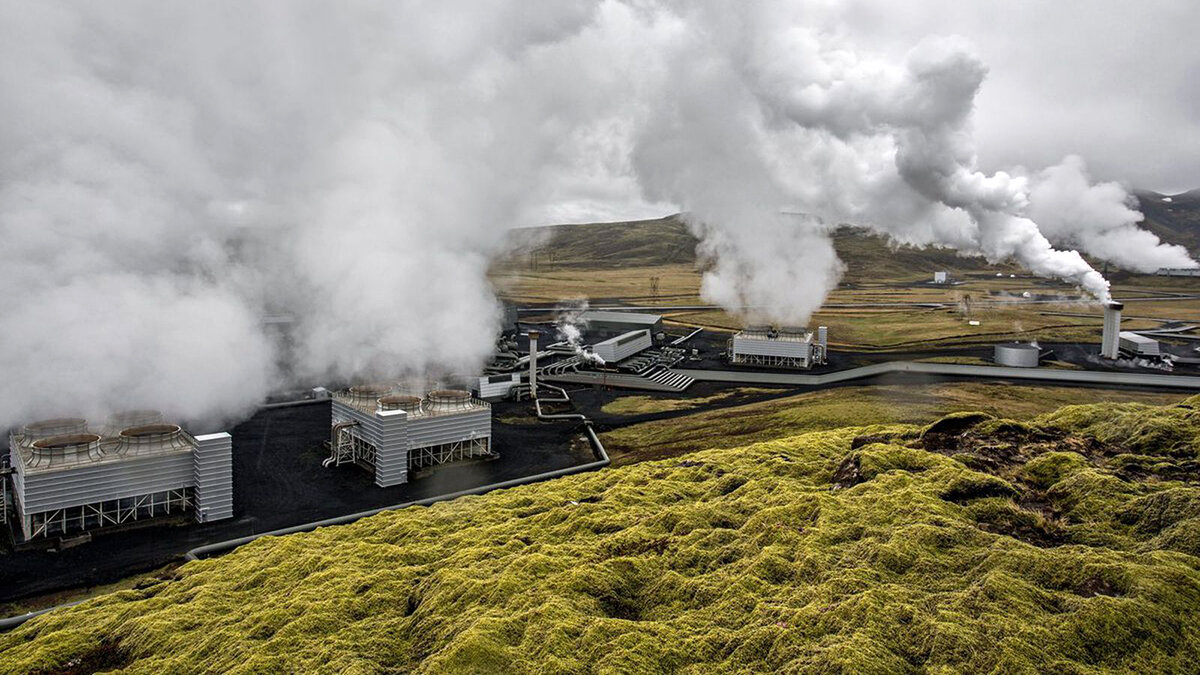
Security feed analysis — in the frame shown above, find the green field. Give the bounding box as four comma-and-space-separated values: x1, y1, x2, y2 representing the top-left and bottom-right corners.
492, 215, 1200, 350
5, 396, 1200, 672
601, 382, 1188, 466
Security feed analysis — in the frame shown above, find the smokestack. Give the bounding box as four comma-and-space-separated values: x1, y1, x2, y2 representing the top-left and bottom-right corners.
527, 330, 540, 398
817, 326, 827, 349
1101, 301, 1123, 359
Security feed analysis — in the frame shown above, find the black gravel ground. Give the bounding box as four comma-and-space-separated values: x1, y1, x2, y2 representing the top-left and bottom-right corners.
0, 400, 590, 605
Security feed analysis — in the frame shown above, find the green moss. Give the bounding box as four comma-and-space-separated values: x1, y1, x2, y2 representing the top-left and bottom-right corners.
1021, 451, 1090, 490
3, 399, 1200, 672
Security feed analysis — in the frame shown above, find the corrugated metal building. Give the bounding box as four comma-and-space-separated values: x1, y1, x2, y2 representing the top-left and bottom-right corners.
730, 327, 827, 369
328, 387, 493, 487
7, 414, 233, 541
579, 310, 663, 337
472, 373, 522, 399
593, 329, 652, 363
1119, 331, 1161, 357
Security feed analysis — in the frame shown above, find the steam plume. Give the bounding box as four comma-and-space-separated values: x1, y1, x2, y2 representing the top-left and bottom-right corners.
1, 0, 1190, 429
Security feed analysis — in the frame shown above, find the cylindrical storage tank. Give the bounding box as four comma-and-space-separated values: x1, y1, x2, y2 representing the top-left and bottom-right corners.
425, 389, 473, 412
23, 418, 89, 440
379, 394, 422, 413
994, 343, 1041, 368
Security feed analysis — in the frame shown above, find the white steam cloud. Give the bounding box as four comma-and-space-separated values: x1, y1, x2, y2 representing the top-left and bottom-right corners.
1, 0, 1190, 427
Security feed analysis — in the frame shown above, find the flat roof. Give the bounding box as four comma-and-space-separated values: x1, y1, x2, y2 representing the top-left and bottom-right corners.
593, 329, 650, 347
579, 310, 662, 325
996, 342, 1040, 351
1119, 331, 1158, 345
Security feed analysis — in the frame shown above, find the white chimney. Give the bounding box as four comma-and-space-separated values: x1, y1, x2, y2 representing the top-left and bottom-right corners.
1101, 301, 1123, 359
528, 330, 540, 398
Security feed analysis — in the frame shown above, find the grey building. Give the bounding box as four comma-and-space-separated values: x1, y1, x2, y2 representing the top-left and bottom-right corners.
592, 329, 653, 363
730, 326, 828, 369
7, 413, 233, 541
327, 386, 493, 487
578, 310, 663, 337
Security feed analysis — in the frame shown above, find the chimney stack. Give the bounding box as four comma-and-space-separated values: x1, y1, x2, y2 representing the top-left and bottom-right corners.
1101, 301, 1123, 359
527, 330, 540, 398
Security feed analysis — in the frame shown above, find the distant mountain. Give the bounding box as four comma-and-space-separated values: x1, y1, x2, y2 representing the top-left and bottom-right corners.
498, 216, 1021, 281
497, 190, 1200, 277
1134, 189, 1200, 259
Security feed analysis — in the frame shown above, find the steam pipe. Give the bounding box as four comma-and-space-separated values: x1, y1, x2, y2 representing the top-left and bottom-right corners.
323, 420, 358, 468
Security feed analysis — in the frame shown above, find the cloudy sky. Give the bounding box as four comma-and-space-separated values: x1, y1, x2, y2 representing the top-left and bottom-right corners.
1, 0, 1195, 426
541, 0, 1199, 226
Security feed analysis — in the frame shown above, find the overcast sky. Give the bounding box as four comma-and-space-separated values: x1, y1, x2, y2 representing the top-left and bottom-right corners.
545, 0, 1200, 224
846, 0, 1200, 194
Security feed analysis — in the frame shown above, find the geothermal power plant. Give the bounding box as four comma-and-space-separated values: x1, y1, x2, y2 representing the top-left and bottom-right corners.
0, 295, 1195, 562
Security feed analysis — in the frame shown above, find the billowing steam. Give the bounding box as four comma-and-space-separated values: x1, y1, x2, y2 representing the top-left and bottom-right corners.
555, 301, 606, 366
1, 0, 1190, 428
633, 8, 1193, 323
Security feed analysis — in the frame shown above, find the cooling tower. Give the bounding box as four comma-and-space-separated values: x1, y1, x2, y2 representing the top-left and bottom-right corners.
1101, 301, 1123, 359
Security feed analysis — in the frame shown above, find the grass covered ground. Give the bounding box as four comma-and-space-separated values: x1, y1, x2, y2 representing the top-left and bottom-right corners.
600, 382, 1186, 466
491, 216, 1200, 350
3, 396, 1200, 672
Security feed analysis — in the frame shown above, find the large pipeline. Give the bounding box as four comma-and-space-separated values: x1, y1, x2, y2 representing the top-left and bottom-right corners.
1, 384, 607, 632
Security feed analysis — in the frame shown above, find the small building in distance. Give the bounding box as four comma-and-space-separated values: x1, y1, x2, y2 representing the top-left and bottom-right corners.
933, 271, 948, 284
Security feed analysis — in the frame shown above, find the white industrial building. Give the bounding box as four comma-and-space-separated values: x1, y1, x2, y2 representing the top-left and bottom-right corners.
472, 373, 522, 400
577, 310, 663, 338
730, 326, 828, 370
7, 412, 232, 541
592, 329, 652, 363
1119, 332, 1161, 358
933, 271, 948, 284
327, 386, 493, 487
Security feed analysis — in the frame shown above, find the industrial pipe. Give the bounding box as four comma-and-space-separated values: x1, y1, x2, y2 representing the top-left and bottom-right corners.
528, 329, 540, 398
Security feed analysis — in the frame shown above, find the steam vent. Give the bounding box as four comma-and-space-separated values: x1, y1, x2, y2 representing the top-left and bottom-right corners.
7, 412, 233, 541
326, 385, 494, 486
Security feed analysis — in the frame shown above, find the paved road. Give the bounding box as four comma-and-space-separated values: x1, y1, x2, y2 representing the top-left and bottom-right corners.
672, 362, 1200, 390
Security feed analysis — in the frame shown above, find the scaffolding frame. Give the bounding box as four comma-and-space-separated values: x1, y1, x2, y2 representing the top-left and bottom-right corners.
327, 428, 378, 469
409, 436, 491, 471
21, 487, 194, 540
729, 352, 811, 369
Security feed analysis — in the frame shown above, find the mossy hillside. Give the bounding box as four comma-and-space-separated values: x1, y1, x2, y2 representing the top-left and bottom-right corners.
3, 399, 1200, 672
